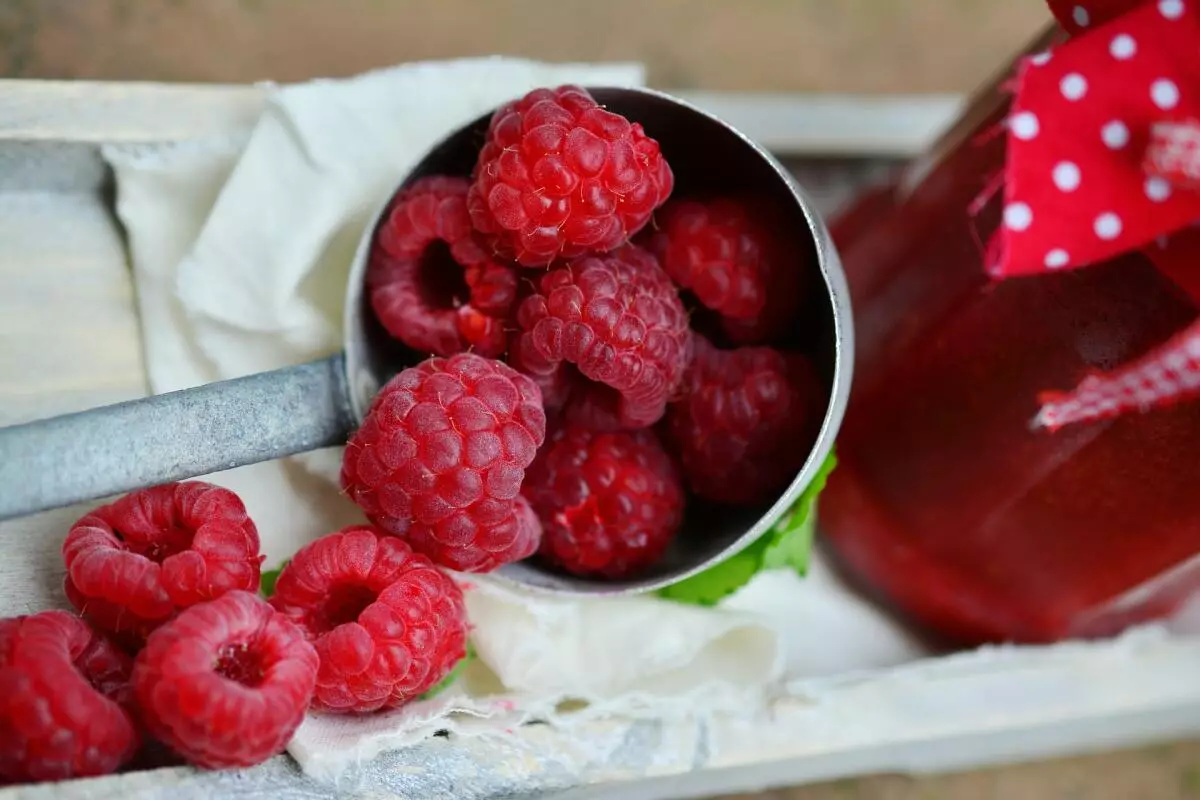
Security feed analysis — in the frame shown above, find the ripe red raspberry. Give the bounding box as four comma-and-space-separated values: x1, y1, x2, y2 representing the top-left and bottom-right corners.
510, 244, 691, 431
0, 611, 139, 783
341, 353, 547, 572
468, 85, 674, 267
62, 481, 263, 648
370, 176, 520, 358
667, 336, 823, 505
524, 426, 684, 579
648, 197, 804, 345
133, 591, 317, 769
269, 527, 468, 713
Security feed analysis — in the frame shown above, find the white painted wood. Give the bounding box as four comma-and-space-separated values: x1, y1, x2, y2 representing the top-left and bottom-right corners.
0, 80, 266, 144
0, 80, 961, 157
674, 91, 964, 156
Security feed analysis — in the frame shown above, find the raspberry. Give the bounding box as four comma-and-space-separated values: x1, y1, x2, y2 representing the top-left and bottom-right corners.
648, 197, 804, 345
269, 527, 468, 713
370, 176, 520, 358
510, 244, 691, 431
467, 85, 674, 267
0, 611, 139, 782
666, 335, 823, 505
62, 481, 263, 648
133, 591, 317, 769
341, 353, 547, 572
524, 426, 684, 579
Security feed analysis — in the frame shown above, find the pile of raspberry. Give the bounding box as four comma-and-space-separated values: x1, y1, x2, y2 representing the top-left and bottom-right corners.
2, 481, 470, 783
1, 85, 823, 785
355, 85, 824, 581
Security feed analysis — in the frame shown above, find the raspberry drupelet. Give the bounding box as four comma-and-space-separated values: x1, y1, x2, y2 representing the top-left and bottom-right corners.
370, 176, 520, 358
510, 244, 691, 431
269, 527, 469, 713
62, 481, 263, 649
341, 353, 547, 573
468, 85, 674, 267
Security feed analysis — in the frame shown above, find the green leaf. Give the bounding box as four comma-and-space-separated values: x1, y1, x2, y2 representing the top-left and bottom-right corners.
657, 548, 761, 606
259, 559, 289, 599
657, 449, 838, 606
760, 450, 837, 575
419, 642, 476, 700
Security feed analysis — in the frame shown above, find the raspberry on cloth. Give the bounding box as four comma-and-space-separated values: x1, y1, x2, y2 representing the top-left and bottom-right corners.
269, 527, 469, 713
0, 611, 140, 783
62, 481, 263, 648
133, 591, 318, 769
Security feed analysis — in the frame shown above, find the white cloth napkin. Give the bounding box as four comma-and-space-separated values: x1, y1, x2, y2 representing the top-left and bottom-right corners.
103, 57, 925, 782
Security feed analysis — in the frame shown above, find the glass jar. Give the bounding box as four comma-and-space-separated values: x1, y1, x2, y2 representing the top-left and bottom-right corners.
820, 28, 1200, 645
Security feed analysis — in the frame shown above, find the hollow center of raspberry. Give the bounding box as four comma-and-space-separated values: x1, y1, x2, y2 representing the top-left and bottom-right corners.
112, 524, 195, 563
314, 584, 378, 631
214, 642, 266, 688
74, 639, 128, 699
418, 240, 470, 310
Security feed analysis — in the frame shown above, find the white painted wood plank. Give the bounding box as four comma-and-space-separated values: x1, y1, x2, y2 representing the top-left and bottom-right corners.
0, 80, 266, 144
0, 190, 146, 621
0, 80, 961, 157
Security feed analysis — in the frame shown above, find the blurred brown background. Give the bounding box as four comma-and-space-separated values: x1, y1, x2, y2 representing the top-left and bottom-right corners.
2, 1, 1197, 798
0, 0, 1049, 92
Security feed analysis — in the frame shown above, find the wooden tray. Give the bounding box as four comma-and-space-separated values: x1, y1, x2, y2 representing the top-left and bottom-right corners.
1, 80, 1197, 800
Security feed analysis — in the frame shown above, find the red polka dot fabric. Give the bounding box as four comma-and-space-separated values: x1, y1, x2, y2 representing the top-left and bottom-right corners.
985, 0, 1200, 429
989, 0, 1200, 278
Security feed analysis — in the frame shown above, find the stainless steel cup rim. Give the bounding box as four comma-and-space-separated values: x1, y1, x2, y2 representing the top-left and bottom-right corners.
342, 85, 854, 597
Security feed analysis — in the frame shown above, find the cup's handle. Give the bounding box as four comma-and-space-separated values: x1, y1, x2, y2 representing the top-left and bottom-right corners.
0, 355, 356, 521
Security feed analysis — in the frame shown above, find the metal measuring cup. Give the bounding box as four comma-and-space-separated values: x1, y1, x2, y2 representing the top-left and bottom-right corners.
0, 87, 853, 595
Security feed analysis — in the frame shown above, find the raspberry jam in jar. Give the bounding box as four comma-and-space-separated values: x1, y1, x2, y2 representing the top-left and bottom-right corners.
820, 32, 1200, 645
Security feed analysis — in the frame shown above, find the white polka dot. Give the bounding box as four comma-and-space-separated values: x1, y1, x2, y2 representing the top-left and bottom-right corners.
1010, 111, 1040, 140
1030, 51, 1053, 66
1159, 0, 1185, 19
1102, 120, 1130, 149
1073, 5, 1090, 25
1152, 78, 1180, 109
1005, 202, 1033, 231
1053, 161, 1081, 192
1094, 212, 1123, 240
1044, 249, 1071, 269
1060, 73, 1088, 101
1145, 176, 1172, 202
1110, 34, 1137, 59
1157, 235, 1171, 249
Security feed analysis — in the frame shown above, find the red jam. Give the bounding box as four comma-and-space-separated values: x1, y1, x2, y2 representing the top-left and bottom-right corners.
820, 45, 1200, 646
